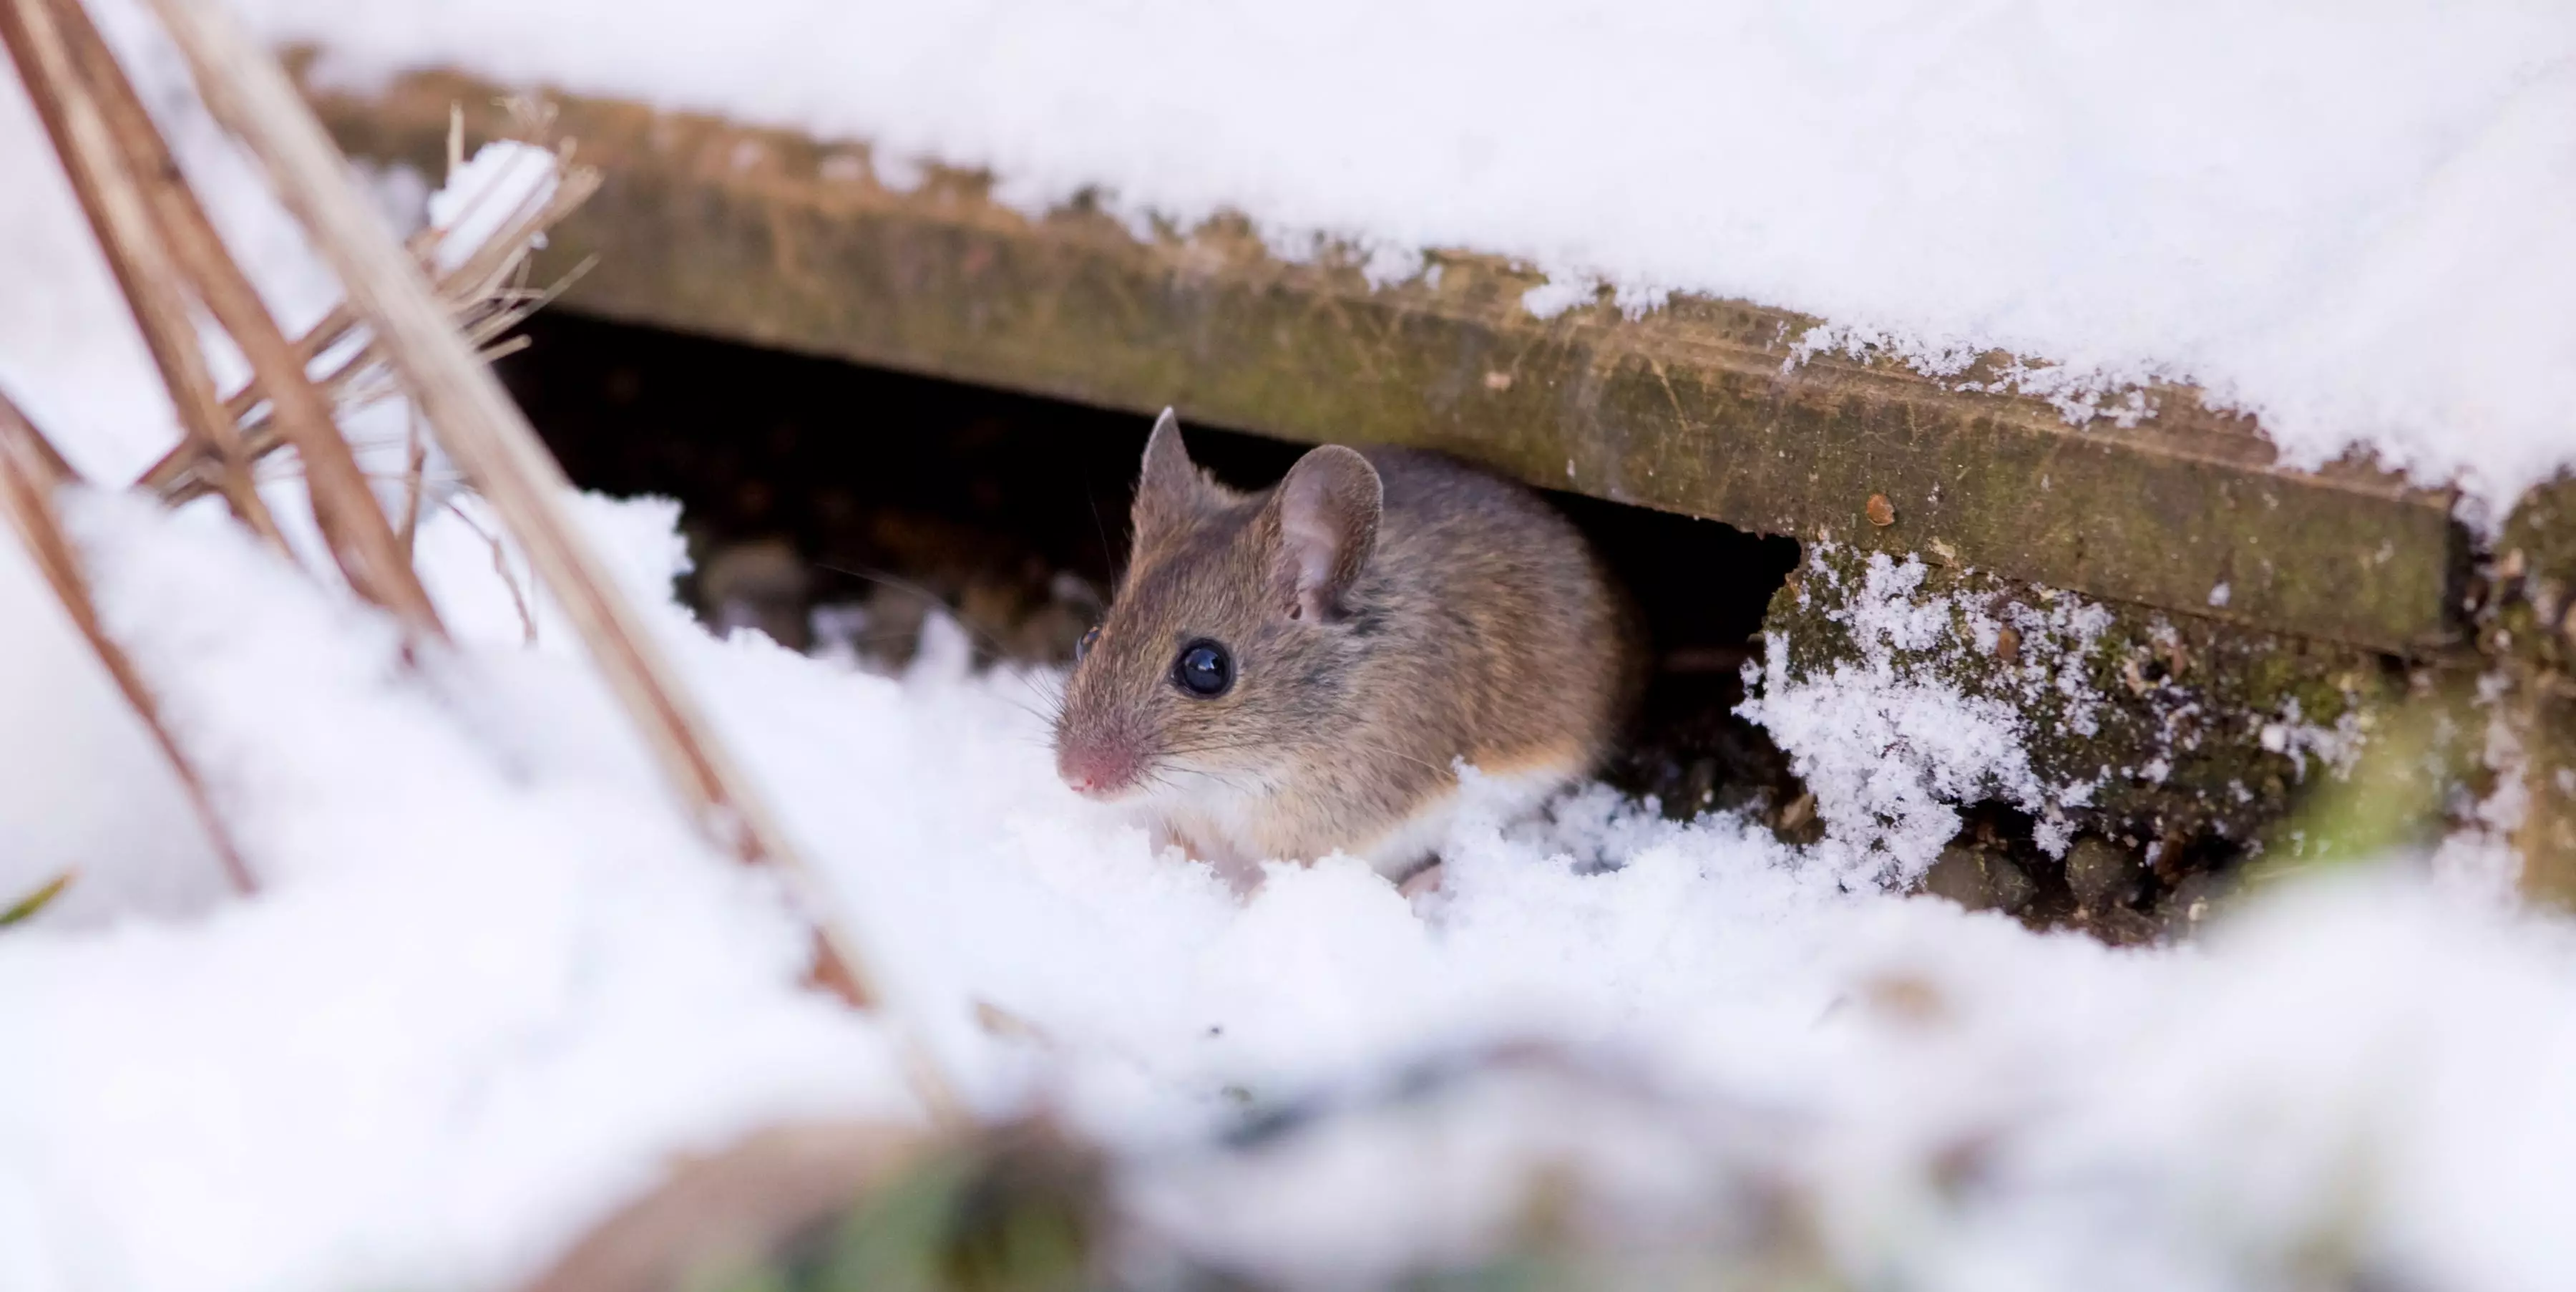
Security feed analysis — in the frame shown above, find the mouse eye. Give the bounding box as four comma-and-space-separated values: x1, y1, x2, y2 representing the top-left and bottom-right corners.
1172, 639, 1234, 698
1075, 625, 1101, 662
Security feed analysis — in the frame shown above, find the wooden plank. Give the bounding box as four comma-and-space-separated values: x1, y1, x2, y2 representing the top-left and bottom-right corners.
305, 66, 2464, 655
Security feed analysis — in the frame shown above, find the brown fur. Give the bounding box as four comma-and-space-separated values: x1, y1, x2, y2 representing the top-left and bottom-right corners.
1053, 410, 1644, 872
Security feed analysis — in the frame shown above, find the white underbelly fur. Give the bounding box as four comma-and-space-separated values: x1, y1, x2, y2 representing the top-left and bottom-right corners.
1143, 754, 1588, 884
1345, 757, 1584, 878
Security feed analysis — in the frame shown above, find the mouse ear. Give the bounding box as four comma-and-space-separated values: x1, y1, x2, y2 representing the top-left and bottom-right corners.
1266, 445, 1382, 623
1133, 408, 1215, 545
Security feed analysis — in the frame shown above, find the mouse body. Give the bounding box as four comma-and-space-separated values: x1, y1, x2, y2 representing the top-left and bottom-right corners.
1053, 410, 1641, 884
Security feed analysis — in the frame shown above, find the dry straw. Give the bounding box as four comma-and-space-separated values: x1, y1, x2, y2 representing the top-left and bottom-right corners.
0, 0, 952, 1117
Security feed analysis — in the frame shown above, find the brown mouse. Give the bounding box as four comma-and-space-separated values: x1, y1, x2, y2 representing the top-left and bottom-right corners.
1053, 409, 1642, 887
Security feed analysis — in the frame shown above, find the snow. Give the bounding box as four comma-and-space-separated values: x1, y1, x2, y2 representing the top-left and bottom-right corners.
1127, 871, 2576, 1289
1747, 598, 2048, 880
14, 4, 2576, 1290
1740, 548, 2113, 882
227, 0, 2576, 518
424, 137, 557, 276
23, 475, 2576, 1289
1, 491, 909, 1292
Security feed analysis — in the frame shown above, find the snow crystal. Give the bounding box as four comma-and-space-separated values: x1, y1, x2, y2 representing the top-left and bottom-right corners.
1737, 548, 2102, 883
2432, 671, 2534, 904
2262, 699, 2368, 784
1517, 277, 1591, 319
1787, 321, 2167, 429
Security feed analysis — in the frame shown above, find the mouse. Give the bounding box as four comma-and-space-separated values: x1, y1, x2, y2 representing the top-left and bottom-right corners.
1053, 409, 1643, 890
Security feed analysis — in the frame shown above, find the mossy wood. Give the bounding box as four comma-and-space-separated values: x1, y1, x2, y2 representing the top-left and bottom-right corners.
1765, 545, 2418, 852
2483, 477, 2576, 899
308, 67, 2460, 656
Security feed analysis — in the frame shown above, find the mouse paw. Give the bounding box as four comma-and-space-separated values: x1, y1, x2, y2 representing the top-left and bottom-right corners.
1149, 824, 1199, 861
1396, 860, 1445, 900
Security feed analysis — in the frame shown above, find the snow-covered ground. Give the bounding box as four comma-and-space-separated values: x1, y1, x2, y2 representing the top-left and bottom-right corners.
7, 2, 2576, 1290
232, 0, 2576, 523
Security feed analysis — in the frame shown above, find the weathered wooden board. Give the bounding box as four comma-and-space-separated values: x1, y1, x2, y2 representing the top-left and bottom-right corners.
307, 67, 2464, 656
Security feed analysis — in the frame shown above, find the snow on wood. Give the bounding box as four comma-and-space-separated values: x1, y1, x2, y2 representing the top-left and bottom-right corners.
296, 69, 2467, 655
232, 0, 2576, 521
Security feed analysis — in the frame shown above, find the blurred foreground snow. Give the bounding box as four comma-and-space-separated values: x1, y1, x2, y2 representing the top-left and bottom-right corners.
11, 480, 2576, 1291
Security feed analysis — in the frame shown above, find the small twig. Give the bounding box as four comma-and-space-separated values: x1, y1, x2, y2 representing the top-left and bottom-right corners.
144, 0, 953, 1119
136, 169, 600, 505
497, 95, 561, 143
242, 306, 557, 444
323, 282, 578, 415
32, 0, 442, 638
0, 0, 285, 550
396, 404, 428, 560
474, 334, 534, 365
0, 869, 77, 928
439, 495, 537, 646
0, 389, 255, 895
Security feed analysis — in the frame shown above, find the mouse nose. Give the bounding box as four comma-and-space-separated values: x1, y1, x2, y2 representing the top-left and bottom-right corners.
1058, 739, 1143, 800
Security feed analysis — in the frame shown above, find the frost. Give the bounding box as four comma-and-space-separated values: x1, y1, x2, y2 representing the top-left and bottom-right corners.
1357, 241, 1418, 288
869, 149, 927, 193
1786, 323, 2168, 428
1607, 280, 1671, 319
1738, 550, 2105, 883
1518, 276, 1672, 321
1518, 277, 1594, 319
2433, 671, 2533, 902
2265, 697, 2368, 782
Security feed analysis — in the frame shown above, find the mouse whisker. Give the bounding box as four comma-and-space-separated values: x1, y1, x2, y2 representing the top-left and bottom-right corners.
995, 698, 1058, 727
814, 562, 1077, 680
1161, 764, 1256, 791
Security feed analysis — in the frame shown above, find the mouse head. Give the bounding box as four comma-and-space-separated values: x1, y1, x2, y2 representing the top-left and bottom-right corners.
1054, 409, 1382, 802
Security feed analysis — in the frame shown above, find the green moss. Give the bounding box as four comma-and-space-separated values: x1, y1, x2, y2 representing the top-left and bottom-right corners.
2469, 472, 2576, 900
0, 870, 71, 928
1759, 543, 2442, 855
705, 1125, 1103, 1292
